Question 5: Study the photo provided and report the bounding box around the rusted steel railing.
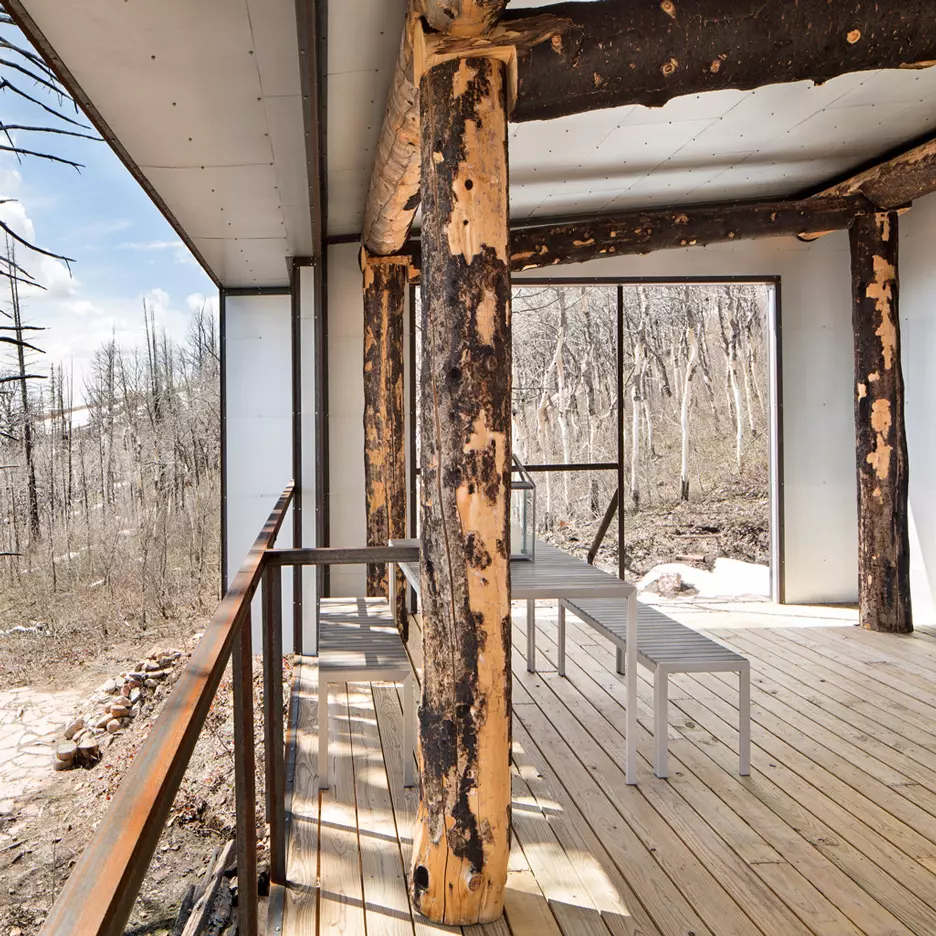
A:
[40,482,295,936]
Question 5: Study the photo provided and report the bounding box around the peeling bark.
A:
[849,211,912,634]
[509,197,865,271]
[362,254,409,633]
[508,0,936,122]
[419,0,507,38]
[412,55,512,924]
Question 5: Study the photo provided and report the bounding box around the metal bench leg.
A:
[389,561,397,627]
[403,673,416,787]
[527,599,536,673]
[626,654,638,785]
[318,677,330,791]
[739,664,751,776]
[616,646,625,675]
[557,604,566,677]
[654,669,669,779]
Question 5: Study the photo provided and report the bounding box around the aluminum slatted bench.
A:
[317,597,415,790]
[559,597,750,782]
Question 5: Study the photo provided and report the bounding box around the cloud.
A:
[0,198,79,298]
[186,291,219,315]
[118,239,197,265]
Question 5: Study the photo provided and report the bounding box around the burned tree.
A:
[412,54,511,924]
[362,252,408,632]
[849,211,911,633]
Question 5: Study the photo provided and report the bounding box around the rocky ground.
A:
[0,623,285,936]
[548,490,770,581]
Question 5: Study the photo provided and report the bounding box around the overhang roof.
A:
[9,0,936,287]
[8,0,313,288]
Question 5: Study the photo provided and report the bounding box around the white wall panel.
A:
[899,195,936,627]
[328,243,368,596]
[325,235,860,606]
[224,293,295,649]
[515,235,858,606]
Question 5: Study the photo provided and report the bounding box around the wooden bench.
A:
[317,598,415,790]
[559,597,750,782]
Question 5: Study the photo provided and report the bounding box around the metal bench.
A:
[317,598,415,790]
[559,597,750,783]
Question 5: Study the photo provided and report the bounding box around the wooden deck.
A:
[272,600,936,936]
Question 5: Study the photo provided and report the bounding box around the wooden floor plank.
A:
[373,683,466,936]
[279,602,936,936]
[347,684,415,936]
[318,683,367,935]
[281,658,319,936]
[544,611,927,936]
[512,718,664,936]
[514,620,851,936]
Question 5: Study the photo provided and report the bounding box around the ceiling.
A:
[10,0,312,288]
[10,0,936,285]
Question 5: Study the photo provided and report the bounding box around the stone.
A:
[52,756,72,772]
[98,679,118,695]
[106,719,124,734]
[109,704,131,718]
[96,714,113,730]
[55,742,77,763]
[144,678,158,689]
[120,684,131,699]
[64,718,84,740]
[147,670,167,681]
[143,660,161,672]
[129,687,142,704]
[77,737,101,767]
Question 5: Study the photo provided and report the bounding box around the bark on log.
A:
[362,7,565,256]
[818,136,936,211]
[412,54,512,924]
[362,253,409,634]
[418,0,506,38]
[849,211,912,634]
[509,196,867,271]
[508,0,936,122]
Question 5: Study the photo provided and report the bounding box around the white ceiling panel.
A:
[145,165,285,240]
[16,0,312,286]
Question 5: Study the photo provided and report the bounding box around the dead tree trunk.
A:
[362,252,409,633]
[680,327,698,501]
[413,54,511,924]
[849,211,912,633]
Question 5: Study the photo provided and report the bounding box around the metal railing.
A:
[39,482,420,936]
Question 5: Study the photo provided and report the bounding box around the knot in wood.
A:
[660,0,676,18]
[710,59,721,73]
[847,29,862,44]
[467,873,484,892]
[661,57,678,77]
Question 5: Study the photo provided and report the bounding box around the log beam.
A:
[849,210,912,633]
[418,0,506,38]
[412,55,512,924]
[819,136,936,211]
[508,0,936,122]
[509,196,869,271]
[362,251,409,634]
[364,0,936,255]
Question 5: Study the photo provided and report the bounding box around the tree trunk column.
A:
[362,252,409,633]
[849,210,912,633]
[412,54,512,924]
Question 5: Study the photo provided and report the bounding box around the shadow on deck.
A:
[271,600,936,936]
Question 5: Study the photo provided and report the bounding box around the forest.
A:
[0,283,221,687]
[509,281,772,577]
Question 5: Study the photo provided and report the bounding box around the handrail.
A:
[41,482,295,936]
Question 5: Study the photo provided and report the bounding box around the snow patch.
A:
[638,558,769,599]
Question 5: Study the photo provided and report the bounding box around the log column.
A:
[362,251,409,633]
[849,210,912,633]
[412,54,511,924]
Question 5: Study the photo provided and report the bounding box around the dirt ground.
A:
[0,618,286,936]
[549,490,770,579]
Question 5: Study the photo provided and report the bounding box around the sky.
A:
[0,20,218,400]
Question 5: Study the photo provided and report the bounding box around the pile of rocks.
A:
[52,646,183,772]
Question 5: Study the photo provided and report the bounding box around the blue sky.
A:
[0,20,218,398]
